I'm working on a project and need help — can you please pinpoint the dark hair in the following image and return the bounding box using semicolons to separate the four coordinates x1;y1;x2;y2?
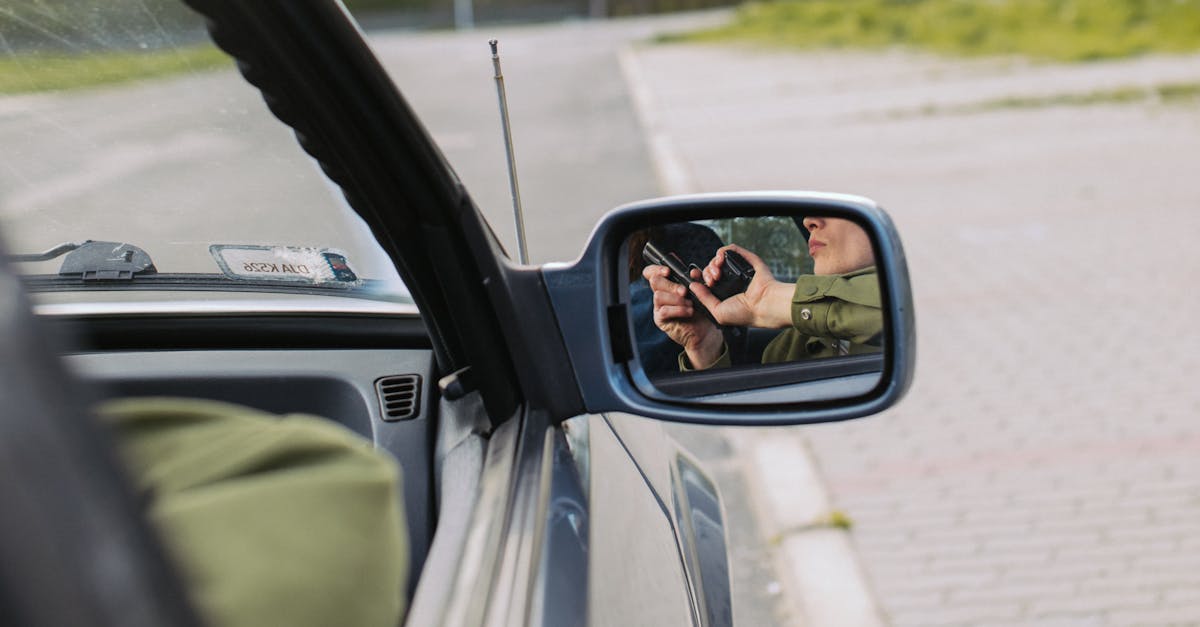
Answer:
627;223;724;282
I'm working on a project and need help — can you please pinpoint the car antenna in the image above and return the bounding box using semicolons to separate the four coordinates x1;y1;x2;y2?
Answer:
489;39;530;264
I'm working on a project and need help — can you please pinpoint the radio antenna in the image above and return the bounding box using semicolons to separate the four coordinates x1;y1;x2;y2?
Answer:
489;40;529;264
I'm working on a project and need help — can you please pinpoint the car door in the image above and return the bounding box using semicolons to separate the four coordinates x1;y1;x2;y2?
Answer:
160;3;734;625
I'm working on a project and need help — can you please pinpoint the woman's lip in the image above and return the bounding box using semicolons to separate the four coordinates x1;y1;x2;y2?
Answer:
809;240;826;255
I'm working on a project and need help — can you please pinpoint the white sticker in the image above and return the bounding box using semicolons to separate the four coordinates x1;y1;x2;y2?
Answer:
209;245;359;284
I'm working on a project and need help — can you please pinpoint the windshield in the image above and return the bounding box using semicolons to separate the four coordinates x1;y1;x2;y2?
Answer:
0;0;411;309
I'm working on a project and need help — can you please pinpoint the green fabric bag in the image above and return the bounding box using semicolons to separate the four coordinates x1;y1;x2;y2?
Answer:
98;398;408;627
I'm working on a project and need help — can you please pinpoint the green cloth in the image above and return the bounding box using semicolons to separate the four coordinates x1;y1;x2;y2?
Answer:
98;398;408;627
681;267;883;370
787;265;882;344
763;265;884;362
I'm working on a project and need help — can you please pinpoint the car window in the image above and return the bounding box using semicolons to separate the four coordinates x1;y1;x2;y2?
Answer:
698;216;814;283
0;0;411;309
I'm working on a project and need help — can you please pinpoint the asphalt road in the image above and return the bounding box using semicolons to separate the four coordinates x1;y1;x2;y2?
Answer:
365;13;727;264
0;69;405;281
0;13;717;269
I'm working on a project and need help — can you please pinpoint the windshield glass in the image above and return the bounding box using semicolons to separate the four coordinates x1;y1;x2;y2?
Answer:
0;0;411;308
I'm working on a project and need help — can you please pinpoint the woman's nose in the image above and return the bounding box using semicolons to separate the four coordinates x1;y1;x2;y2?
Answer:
803;216;824;232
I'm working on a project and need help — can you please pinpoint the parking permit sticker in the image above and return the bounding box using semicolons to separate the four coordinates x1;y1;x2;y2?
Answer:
210;245;359;284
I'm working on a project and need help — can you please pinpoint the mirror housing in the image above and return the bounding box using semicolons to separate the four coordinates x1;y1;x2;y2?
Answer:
542;191;915;426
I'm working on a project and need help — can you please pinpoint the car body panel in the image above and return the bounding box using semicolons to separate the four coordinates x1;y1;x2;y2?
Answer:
589;415;698;626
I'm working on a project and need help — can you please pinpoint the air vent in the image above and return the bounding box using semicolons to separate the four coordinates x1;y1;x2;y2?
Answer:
375;375;421;422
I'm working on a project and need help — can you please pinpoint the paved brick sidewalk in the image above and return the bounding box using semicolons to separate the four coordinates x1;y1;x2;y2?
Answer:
630;42;1200;626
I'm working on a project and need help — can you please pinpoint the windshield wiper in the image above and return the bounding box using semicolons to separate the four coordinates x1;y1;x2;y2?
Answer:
9;242;90;263
10;240;409;304
10;241;157;282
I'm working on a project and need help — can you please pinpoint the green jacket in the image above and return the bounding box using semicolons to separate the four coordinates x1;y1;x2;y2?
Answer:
681;266;883;370
98;398;409;627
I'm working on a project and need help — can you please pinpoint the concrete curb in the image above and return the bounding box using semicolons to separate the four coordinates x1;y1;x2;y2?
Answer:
740;433;886;627
617;42;886;627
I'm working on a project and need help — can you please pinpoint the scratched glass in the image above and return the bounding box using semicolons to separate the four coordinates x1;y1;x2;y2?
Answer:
0;0;409;307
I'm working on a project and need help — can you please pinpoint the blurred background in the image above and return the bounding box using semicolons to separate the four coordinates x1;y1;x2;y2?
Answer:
3;1;1200;625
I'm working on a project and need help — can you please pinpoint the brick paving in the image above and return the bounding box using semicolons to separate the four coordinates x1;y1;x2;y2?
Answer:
631;42;1200;626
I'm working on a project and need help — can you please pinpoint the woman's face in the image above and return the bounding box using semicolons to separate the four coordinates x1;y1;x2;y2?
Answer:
803;217;875;275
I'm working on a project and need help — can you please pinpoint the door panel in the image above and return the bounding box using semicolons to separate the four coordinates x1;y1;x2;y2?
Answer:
588;415;695;627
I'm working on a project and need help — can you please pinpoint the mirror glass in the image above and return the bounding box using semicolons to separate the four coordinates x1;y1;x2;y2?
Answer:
624;214;886;404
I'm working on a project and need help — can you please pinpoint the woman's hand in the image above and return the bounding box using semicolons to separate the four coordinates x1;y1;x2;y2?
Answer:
643;264;725;369
690;244;794;329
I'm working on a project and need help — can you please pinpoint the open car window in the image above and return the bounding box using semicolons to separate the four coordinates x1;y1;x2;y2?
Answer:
0;0;412;309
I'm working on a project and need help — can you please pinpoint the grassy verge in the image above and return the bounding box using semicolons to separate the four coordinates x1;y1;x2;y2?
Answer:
966;81;1200;109
0;45;231;95
877;80;1200;119
665;0;1200;62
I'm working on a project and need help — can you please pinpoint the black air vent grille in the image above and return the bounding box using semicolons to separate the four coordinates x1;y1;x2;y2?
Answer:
376;375;421;422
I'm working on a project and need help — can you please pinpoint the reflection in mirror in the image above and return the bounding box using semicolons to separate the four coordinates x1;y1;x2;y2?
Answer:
625;215;885;403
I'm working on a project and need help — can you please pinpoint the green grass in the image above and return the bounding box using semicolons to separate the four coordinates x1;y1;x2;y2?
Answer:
769;509;855;544
0;45;231;95
967;81;1200;108
665;0;1200;62
879;80;1200;118
1157;81;1200;99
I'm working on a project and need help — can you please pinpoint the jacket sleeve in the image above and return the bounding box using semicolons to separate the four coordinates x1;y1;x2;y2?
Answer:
678;269;883;370
678;343;732;371
789;269;883;346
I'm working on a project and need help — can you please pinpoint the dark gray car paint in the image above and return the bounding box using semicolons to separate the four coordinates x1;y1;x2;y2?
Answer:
590;412;734;627
673;451;733;627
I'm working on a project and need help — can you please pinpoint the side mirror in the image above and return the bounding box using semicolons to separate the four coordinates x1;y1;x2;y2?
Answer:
542;191;915;426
